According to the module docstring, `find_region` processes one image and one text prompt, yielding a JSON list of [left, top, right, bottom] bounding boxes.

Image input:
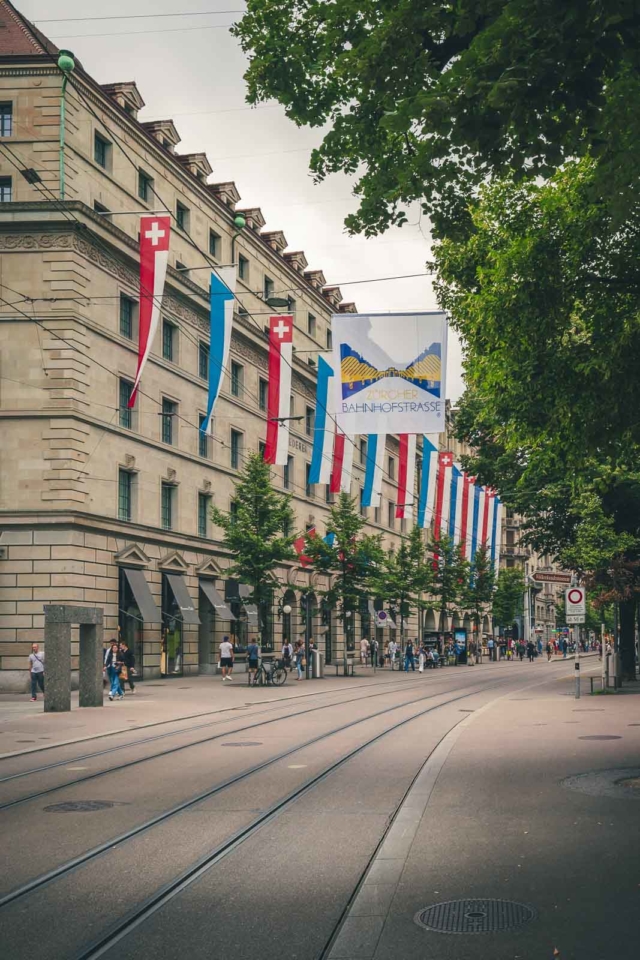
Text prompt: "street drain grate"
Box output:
[[221, 741, 262, 747], [573, 708, 604, 712], [579, 735, 621, 741], [459, 709, 475, 713], [44, 800, 123, 812], [16, 740, 36, 743], [415, 898, 537, 935]]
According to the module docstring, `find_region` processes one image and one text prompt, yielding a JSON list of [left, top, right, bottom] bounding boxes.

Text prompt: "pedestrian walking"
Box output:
[[119, 640, 136, 693], [247, 638, 260, 683], [360, 637, 369, 665], [104, 641, 123, 700], [28, 642, 45, 701], [219, 635, 234, 681], [294, 639, 305, 680], [282, 639, 293, 669], [404, 639, 416, 672], [388, 639, 398, 669], [526, 640, 535, 663], [546, 639, 553, 662], [487, 637, 495, 661], [369, 638, 378, 668], [562, 637, 568, 659], [418, 642, 426, 673]]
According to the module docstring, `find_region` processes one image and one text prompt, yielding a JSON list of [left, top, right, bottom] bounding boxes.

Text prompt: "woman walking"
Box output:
[[294, 639, 305, 681], [104, 641, 123, 701], [119, 640, 136, 693]]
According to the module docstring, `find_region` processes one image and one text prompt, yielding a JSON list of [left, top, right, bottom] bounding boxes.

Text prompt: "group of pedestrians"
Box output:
[[218, 636, 310, 683], [359, 637, 441, 672], [104, 638, 136, 701]]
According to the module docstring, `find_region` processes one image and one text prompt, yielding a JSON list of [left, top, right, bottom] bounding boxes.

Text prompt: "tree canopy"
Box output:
[[234, 1, 640, 237]]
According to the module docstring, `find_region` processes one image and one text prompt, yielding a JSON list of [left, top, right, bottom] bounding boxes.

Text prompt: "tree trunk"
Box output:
[[618, 598, 637, 681]]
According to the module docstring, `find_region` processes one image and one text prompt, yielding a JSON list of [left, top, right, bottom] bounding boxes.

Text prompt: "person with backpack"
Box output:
[[247, 638, 260, 684], [28, 643, 45, 701]]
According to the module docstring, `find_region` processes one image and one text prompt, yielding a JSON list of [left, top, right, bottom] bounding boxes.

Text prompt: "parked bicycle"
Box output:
[[248, 658, 287, 686]]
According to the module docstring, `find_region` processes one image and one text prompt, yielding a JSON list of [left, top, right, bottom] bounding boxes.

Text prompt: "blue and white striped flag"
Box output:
[[309, 353, 335, 484], [417, 435, 438, 529], [361, 434, 386, 508], [200, 268, 235, 435]]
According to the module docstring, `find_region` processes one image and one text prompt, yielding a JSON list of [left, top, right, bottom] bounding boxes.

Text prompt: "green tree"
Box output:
[[492, 568, 525, 635], [234, 2, 640, 238], [464, 545, 496, 640], [376, 525, 429, 640], [427, 533, 470, 635], [304, 493, 384, 650], [211, 454, 295, 642]]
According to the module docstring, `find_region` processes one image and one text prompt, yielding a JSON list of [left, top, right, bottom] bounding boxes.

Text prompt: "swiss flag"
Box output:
[[294, 527, 315, 567]]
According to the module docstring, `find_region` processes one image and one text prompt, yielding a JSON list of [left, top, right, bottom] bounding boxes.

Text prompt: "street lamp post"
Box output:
[[230, 213, 247, 267], [57, 50, 75, 201]]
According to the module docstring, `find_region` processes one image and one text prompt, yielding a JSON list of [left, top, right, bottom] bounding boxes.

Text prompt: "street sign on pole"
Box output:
[[565, 586, 586, 624], [533, 571, 572, 584]]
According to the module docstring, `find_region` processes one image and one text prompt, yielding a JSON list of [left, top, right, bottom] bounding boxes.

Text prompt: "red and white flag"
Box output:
[[396, 434, 417, 520], [483, 488, 497, 548], [265, 315, 294, 465], [294, 527, 314, 567], [129, 215, 171, 407], [460, 473, 475, 558], [433, 451, 454, 539], [330, 429, 355, 494]]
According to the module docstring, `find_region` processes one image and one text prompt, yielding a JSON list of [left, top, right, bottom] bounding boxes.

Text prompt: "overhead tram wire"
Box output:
[[37, 10, 246, 23]]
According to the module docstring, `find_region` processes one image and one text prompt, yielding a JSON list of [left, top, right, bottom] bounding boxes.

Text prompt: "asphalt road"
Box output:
[[0, 657, 636, 960]]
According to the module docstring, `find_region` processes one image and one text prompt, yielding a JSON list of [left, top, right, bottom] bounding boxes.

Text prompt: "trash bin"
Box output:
[[311, 648, 323, 679]]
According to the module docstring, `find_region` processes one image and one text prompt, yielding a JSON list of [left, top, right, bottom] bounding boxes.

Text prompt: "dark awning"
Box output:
[[199, 580, 236, 620], [122, 567, 161, 623], [165, 573, 200, 625]]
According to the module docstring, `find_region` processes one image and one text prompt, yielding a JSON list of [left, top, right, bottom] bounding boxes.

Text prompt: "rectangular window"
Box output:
[[306, 463, 313, 498], [305, 406, 315, 437], [161, 483, 173, 530], [198, 414, 209, 459], [284, 455, 293, 490], [264, 275, 274, 300], [161, 397, 176, 445], [209, 229, 221, 258], [388, 456, 395, 480], [198, 492, 209, 538], [259, 378, 268, 412], [0, 177, 12, 202], [360, 488, 367, 518], [238, 254, 249, 281], [162, 319, 175, 361], [119, 294, 135, 339], [374, 506, 381, 524], [231, 361, 244, 398], [138, 169, 153, 202], [93, 200, 109, 216], [388, 501, 395, 529], [230, 429, 242, 469], [176, 200, 189, 231], [198, 341, 209, 380], [288, 297, 296, 317], [118, 469, 132, 522], [307, 313, 316, 338], [282, 516, 291, 537], [119, 379, 132, 429], [0, 103, 12, 137], [94, 132, 110, 168], [259, 440, 266, 459], [359, 437, 367, 465], [230, 500, 238, 522], [326, 328, 333, 350], [325, 486, 333, 504]]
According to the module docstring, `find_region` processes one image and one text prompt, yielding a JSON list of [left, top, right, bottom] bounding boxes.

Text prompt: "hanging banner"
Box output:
[[450, 464, 463, 546], [433, 451, 453, 539], [129, 214, 171, 407], [460, 473, 475, 558], [264, 315, 294, 465], [200, 267, 235, 436], [481, 488, 495, 546], [417, 435, 439, 529], [396, 434, 417, 519], [330, 429, 355, 494], [362, 433, 386, 508], [309, 353, 335, 484], [331, 311, 447, 434], [470, 483, 481, 561], [491, 496, 502, 570]]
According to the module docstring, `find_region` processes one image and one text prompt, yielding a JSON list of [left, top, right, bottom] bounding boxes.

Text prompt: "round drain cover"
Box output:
[[415, 899, 536, 935], [579, 735, 621, 740], [562, 767, 640, 801], [44, 800, 118, 812], [221, 742, 262, 747]]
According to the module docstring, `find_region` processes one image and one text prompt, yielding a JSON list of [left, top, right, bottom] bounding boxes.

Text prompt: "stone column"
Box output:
[[79, 620, 103, 707], [43, 618, 72, 713]]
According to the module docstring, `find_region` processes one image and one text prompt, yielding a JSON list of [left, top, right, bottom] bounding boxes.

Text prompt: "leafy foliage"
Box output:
[[464, 545, 496, 632], [427, 533, 470, 625], [491, 568, 525, 629], [375, 525, 428, 634]]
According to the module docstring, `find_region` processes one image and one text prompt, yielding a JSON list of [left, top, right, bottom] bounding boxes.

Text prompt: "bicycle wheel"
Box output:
[[271, 665, 287, 685]]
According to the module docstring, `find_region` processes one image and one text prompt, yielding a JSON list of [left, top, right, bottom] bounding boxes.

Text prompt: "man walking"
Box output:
[[404, 639, 416, 672], [28, 642, 44, 701], [219, 635, 234, 681], [247, 638, 260, 684]]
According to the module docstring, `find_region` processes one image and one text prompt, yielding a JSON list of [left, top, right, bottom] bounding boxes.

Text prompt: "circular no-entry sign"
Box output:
[[568, 588, 584, 605]]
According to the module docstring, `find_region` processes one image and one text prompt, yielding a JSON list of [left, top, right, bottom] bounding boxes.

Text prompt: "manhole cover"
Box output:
[[145, 684, 165, 687], [44, 800, 122, 812], [573, 709, 604, 712], [16, 740, 36, 743], [459, 709, 475, 713], [221, 742, 262, 747], [562, 767, 640, 800], [415, 899, 536, 935], [579, 735, 621, 741], [628, 723, 640, 726]]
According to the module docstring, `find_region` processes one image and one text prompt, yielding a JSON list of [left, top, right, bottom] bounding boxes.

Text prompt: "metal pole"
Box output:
[[304, 596, 310, 680], [575, 625, 581, 699]]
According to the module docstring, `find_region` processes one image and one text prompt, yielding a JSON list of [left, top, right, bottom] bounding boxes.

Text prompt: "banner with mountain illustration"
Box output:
[[331, 312, 447, 434]]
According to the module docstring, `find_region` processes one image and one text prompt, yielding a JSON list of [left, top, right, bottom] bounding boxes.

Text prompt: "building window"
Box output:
[[0, 177, 12, 202], [230, 500, 238, 522], [198, 414, 209, 459], [282, 516, 292, 537], [326, 328, 332, 350], [360, 488, 366, 517], [307, 313, 316, 338], [306, 463, 313, 498], [374, 506, 381, 524], [161, 397, 176, 445], [238, 254, 249, 281], [119, 294, 135, 339], [388, 456, 395, 480], [259, 378, 268, 411], [162, 319, 175, 361], [198, 492, 210, 538], [264, 275, 274, 300], [198, 341, 209, 380], [0, 103, 12, 137], [118, 469, 132, 521], [305, 406, 315, 437], [209, 229, 221, 258], [284, 455, 293, 490], [94, 132, 110, 169], [138, 169, 153, 202], [119, 379, 133, 429], [176, 200, 189, 231], [231, 361, 244, 397], [325, 486, 333, 504], [161, 483, 174, 530], [230, 429, 242, 469], [359, 437, 367, 465], [93, 200, 110, 216], [288, 297, 296, 318], [259, 440, 266, 459], [388, 501, 395, 529]]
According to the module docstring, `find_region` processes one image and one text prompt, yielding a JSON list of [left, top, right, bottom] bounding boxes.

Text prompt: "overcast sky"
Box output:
[[21, 0, 464, 400]]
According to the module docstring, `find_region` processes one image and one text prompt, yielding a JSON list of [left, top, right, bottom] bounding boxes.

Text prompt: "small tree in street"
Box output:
[[377, 525, 429, 641], [428, 533, 470, 636], [464, 545, 496, 642], [211, 454, 295, 642], [491, 568, 525, 636], [304, 493, 384, 650]]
